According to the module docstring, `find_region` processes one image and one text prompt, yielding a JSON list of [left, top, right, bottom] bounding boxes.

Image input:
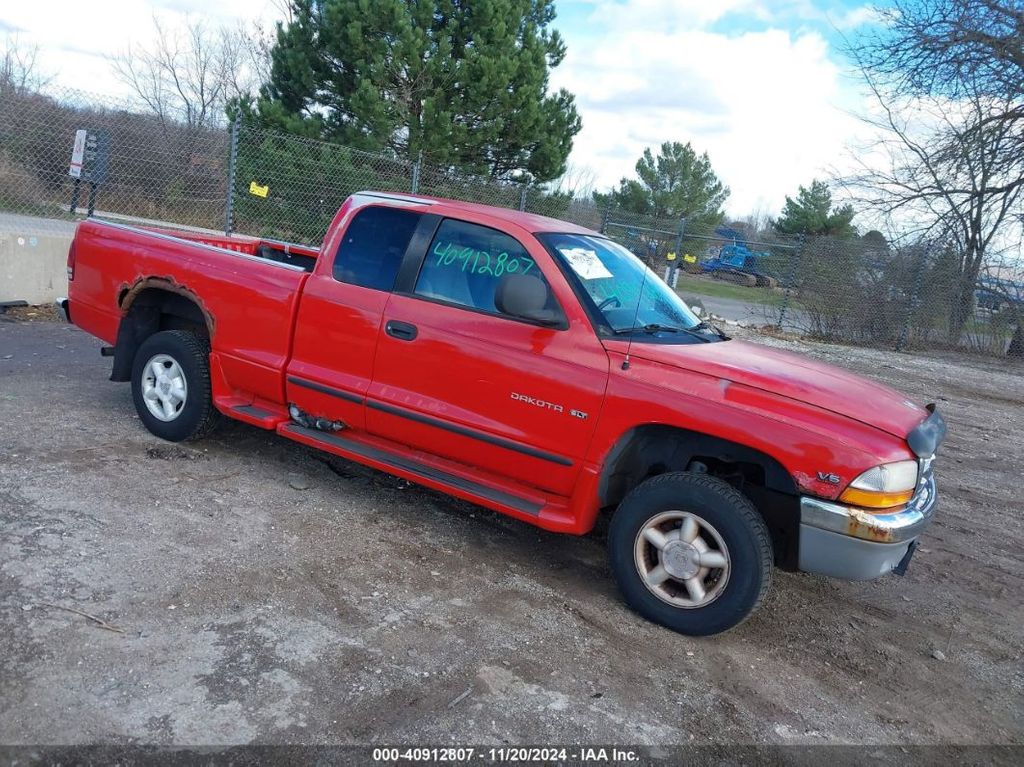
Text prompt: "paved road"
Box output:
[[676, 291, 810, 332], [680, 294, 774, 326]]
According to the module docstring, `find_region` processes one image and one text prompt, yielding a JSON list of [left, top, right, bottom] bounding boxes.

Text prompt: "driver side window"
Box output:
[[414, 219, 560, 321]]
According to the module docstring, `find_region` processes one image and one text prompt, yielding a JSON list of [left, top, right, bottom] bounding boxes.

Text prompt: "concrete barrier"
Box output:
[[0, 210, 229, 305], [0, 229, 73, 304]]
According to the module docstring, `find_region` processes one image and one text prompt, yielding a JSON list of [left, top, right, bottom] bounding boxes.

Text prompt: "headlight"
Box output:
[[839, 460, 919, 509]]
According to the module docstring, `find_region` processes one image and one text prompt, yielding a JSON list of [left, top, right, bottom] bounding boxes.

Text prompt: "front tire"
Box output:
[[608, 472, 773, 636], [131, 330, 219, 442]]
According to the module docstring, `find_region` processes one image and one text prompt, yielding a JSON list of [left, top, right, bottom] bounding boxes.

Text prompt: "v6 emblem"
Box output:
[[816, 472, 841, 485]]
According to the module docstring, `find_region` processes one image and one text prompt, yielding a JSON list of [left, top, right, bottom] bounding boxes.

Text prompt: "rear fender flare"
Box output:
[[110, 279, 212, 382]]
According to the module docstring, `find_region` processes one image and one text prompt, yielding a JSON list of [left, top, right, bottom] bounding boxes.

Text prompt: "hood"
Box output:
[[629, 339, 927, 438]]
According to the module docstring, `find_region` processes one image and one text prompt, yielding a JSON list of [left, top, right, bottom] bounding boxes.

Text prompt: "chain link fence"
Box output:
[[0, 86, 229, 233], [229, 124, 413, 242], [1, 85, 1020, 359]]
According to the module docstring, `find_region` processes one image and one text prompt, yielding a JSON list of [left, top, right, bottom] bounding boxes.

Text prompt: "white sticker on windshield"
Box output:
[[559, 247, 613, 280]]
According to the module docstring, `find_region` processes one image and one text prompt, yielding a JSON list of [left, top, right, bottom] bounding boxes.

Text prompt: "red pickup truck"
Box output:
[[59, 192, 944, 635]]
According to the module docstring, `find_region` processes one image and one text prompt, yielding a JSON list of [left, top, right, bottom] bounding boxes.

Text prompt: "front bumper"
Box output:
[[798, 472, 936, 580]]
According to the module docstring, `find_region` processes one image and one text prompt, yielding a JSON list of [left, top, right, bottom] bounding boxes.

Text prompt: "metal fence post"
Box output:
[[896, 246, 929, 352], [673, 217, 685, 255], [86, 182, 98, 217], [776, 234, 806, 331], [519, 184, 528, 212], [411, 153, 422, 195], [670, 217, 685, 288], [223, 119, 240, 236], [600, 201, 612, 234]]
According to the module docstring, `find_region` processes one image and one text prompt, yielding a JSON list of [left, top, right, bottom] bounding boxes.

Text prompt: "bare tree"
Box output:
[[554, 162, 598, 199], [856, 0, 1023, 104], [232, 20, 275, 97], [847, 81, 1023, 338], [741, 204, 774, 237], [1, 34, 51, 97], [112, 16, 268, 132], [855, 1, 1024, 184], [845, 0, 1024, 350]]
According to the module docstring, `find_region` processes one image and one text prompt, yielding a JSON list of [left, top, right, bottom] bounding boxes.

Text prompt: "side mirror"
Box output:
[[494, 273, 562, 326]]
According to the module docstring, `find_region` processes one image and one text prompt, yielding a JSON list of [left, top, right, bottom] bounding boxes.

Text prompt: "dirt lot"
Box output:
[[0, 314, 1021, 747]]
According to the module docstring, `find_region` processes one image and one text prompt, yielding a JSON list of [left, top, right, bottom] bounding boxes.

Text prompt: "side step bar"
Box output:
[[218, 400, 289, 429], [280, 423, 542, 517], [232, 404, 278, 421]]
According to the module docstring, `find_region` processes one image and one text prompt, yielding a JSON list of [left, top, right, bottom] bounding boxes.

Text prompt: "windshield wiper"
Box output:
[[692, 320, 728, 339], [612, 323, 713, 342], [613, 323, 682, 335]]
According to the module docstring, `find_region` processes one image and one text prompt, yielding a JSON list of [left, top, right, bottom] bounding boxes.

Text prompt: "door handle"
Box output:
[[385, 320, 418, 341]]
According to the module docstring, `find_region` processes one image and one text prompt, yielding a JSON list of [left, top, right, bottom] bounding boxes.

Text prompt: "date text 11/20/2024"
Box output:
[[372, 747, 640, 762]]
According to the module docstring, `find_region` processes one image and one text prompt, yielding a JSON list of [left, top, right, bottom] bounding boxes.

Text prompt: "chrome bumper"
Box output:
[[798, 473, 936, 580], [801, 472, 936, 544], [55, 297, 70, 323]]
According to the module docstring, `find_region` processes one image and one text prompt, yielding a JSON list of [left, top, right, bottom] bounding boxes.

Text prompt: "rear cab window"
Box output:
[[414, 218, 561, 322], [333, 206, 422, 291]]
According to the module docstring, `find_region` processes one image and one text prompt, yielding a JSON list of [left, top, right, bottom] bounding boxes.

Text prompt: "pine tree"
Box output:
[[774, 180, 856, 238], [250, 0, 581, 183], [594, 142, 729, 232]]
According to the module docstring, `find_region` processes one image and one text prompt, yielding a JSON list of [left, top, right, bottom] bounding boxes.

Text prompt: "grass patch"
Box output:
[[672, 272, 785, 306]]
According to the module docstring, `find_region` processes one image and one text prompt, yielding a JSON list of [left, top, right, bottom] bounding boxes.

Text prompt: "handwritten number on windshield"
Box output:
[[433, 241, 535, 277]]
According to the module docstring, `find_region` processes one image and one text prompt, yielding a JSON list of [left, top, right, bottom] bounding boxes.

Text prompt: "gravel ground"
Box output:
[[0, 315, 1021, 747]]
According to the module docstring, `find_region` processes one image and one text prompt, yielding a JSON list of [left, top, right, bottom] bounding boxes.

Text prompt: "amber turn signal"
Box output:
[[838, 486, 915, 509]]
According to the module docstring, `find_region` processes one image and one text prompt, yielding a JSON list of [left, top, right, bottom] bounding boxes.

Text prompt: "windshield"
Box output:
[[540, 233, 703, 335]]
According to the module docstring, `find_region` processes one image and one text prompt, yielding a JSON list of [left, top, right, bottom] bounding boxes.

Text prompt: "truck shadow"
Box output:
[[196, 417, 830, 645], [205, 419, 621, 589]]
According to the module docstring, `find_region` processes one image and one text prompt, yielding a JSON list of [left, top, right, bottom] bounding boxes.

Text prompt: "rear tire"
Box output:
[[608, 472, 772, 636], [131, 330, 220, 442]]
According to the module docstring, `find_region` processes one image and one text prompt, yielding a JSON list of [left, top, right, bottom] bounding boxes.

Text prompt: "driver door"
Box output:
[[366, 217, 610, 498]]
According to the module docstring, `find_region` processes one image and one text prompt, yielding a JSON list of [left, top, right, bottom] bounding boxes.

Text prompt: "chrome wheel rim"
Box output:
[[634, 510, 731, 609], [141, 353, 188, 422]]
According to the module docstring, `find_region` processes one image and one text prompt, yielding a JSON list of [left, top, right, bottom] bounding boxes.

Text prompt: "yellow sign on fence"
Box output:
[[249, 181, 269, 198]]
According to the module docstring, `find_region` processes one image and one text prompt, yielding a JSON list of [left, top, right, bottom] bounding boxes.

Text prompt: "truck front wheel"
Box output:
[[608, 472, 772, 636], [130, 330, 220, 442]]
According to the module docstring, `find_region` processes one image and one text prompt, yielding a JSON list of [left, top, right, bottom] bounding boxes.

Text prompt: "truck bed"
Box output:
[[138, 226, 320, 272], [68, 219, 317, 409]]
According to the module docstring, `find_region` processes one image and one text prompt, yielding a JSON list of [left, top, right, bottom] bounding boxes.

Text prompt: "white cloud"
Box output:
[[553, 1, 871, 217], [0, 0, 279, 98], [834, 4, 883, 30]]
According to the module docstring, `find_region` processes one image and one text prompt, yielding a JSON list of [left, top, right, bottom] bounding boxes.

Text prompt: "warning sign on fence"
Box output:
[[68, 129, 87, 178], [68, 129, 111, 184], [249, 181, 269, 198]]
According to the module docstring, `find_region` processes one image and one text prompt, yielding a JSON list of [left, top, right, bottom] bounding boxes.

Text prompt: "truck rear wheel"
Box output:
[[131, 330, 219, 442], [608, 472, 772, 636]]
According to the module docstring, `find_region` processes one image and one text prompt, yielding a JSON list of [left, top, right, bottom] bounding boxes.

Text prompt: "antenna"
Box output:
[[621, 259, 651, 371]]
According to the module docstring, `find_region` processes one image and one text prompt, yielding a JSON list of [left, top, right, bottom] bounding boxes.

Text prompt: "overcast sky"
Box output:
[[1, 0, 883, 217]]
